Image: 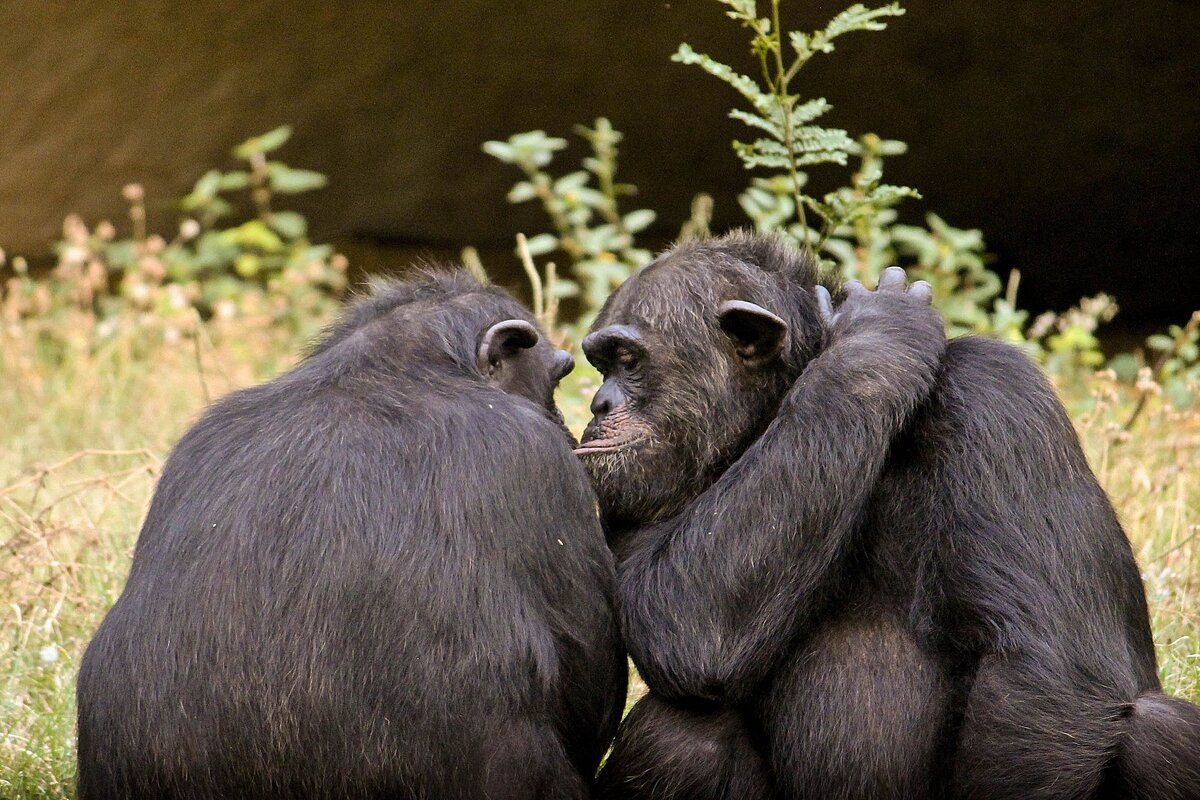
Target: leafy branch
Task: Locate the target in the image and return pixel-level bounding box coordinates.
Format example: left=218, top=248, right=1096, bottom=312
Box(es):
left=674, top=1, right=908, bottom=250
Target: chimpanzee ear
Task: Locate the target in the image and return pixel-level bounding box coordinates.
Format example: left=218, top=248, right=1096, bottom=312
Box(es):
left=478, top=319, right=539, bottom=374
left=718, top=300, right=788, bottom=368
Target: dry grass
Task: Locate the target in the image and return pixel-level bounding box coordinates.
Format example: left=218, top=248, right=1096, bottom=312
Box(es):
left=0, top=317, right=1196, bottom=798
left=1075, top=371, right=1200, bottom=698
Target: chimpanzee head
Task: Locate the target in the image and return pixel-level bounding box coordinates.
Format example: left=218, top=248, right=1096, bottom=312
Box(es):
left=309, top=271, right=574, bottom=421
left=577, top=232, right=830, bottom=527
left=475, top=315, right=575, bottom=419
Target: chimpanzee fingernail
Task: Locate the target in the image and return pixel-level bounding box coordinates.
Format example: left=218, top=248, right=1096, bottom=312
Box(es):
left=910, top=280, right=933, bottom=304
left=879, top=266, right=906, bottom=291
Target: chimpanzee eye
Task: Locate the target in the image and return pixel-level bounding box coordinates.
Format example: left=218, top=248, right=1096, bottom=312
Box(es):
left=617, top=349, right=639, bottom=369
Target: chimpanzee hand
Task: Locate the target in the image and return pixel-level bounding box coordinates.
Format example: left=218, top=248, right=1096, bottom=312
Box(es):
left=809, top=266, right=946, bottom=411
left=815, top=267, right=939, bottom=341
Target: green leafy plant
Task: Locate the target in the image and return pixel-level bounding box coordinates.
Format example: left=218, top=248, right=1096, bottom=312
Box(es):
left=675, top=1, right=915, bottom=250
left=1, top=127, right=347, bottom=356
left=483, top=118, right=656, bottom=334
left=130, top=125, right=344, bottom=324
left=1116, top=311, right=1200, bottom=421
left=1146, top=313, right=1200, bottom=408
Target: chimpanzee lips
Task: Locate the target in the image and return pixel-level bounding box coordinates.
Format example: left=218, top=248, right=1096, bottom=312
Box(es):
left=573, top=433, right=647, bottom=456
left=576, top=406, right=651, bottom=455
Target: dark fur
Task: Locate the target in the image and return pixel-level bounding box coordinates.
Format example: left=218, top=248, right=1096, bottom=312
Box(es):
left=580, top=232, right=1200, bottom=799
left=77, top=272, right=627, bottom=800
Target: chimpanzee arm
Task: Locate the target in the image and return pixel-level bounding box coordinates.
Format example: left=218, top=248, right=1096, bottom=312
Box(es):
left=616, top=270, right=946, bottom=703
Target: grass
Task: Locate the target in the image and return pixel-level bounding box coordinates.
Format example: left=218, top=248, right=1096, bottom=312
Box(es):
left=1, top=308, right=1196, bottom=798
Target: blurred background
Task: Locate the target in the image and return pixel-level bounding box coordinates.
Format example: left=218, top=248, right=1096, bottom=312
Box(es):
left=2, top=4, right=1199, bottom=794
left=2, top=0, right=1197, bottom=327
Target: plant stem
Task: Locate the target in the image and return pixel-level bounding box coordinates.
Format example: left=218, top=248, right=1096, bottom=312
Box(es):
left=770, top=0, right=811, bottom=252
left=522, top=164, right=586, bottom=261
left=543, top=261, right=560, bottom=339
left=249, top=154, right=272, bottom=221
left=588, top=132, right=634, bottom=261
left=515, top=233, right=544, bottom=320
left=459, top=246, right=489, bottom=285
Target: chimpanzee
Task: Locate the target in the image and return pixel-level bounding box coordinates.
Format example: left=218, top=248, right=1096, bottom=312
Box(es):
left=578, top=231, right=1200, bottom=800
left=77, top=272, right=627, bottom=800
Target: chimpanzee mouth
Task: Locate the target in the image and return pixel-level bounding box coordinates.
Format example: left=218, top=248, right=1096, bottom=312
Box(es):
left=573, top=434, right=647, bottom=456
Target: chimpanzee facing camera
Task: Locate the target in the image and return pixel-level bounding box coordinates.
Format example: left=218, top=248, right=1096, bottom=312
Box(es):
left=581, top=232, right=1200, bottom=800
left=77, top=272, right=627, bottom=800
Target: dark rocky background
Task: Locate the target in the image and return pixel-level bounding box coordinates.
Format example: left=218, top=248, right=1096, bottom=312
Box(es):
left=1, top=0, right=1197, bottom=323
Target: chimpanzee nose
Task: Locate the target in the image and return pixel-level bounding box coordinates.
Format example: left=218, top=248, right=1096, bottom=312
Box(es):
left=555, top=350, right=575, bottom=379
left=590, top=380, right=626, bottom=416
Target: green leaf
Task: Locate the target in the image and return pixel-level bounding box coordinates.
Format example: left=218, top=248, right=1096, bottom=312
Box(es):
left=788, top=31, right=815, bottom=59
left=507, top=130, right=569, bottom=168
left=268, top=211, right=308, bottom=239
left=868, top=183, right=921, bottom=205
left=733, top=137, right=851, bottom=170
left=574, top=117, right=623, bottom=146
left=566, top=206, right=593, bottom=227
left=824, top=3, right=905, bottom=40
left=482, top=140, right=516, bottom=163
left=190, top=170, right=222, bottom=201
left=1146, top=334, right=1175, bottom=352
left=737, top=182, right=794, bottom=231
left=550, top=278, right=581, bottom=299
left=876, top=138, right=909, bottom=156
left=300, top=244, right=334, bottom=263
left=716, top=0, right=758, bottom=21
left=579, top=225, right=622, bottom=254
left=506, top=181, right=538, bottom=203
left=791, top=4, right=904, bottom=60
left=219, top=220, right=285, bottom=252
left=523, top=233, right=558, bottom=257
left=234, top=253, right=262, bottom=277
left=733, top=139, right=791, bottom=170
left=672, top=43, right=774, bottom=116
left=729, top=109, right=782, bottom=139
left=622, top=209, right=656, bottom=234
left=163, top=247, right=200, bottom=282
left=1163, top=377, right=1196, bottom=409
left=554, top=171, right=591, bottom=193
left=793, top=126, right=856, bottom=154
left=208, top=197, right=234, bottom=219
left=566, top=187, right=607, bottom=209
left=791, top=98, right=832, bottom=126
left=233, top=125, right=292, bottom=159
left=266, top=163, right=328, bottom=194
left=626, top=247, right=654, bottom=267
left=218, top=171, right=251, bottom=191
left=192, top=231, right=238, bottom=270
left=820, top=236, right=858, bottom=270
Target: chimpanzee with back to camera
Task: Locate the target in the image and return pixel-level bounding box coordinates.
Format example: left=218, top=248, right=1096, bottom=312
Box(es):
left=578, top=231, right=1200, bottom=800
left=77, top=272, right=627, bottom=800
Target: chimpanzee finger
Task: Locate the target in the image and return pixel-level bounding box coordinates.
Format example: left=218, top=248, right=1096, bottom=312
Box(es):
left=878, top=266, right=907, bottom=293
left=909, top=280, right=933, bottom=304
left=814, top=285, right=836, bottom=323
left=845, top=280, right=867, bottom=298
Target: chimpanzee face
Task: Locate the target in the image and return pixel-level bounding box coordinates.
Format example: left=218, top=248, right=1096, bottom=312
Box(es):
left=575, top=264, right=800, bottom=528
left=477, top=318, right=575, bottom=422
